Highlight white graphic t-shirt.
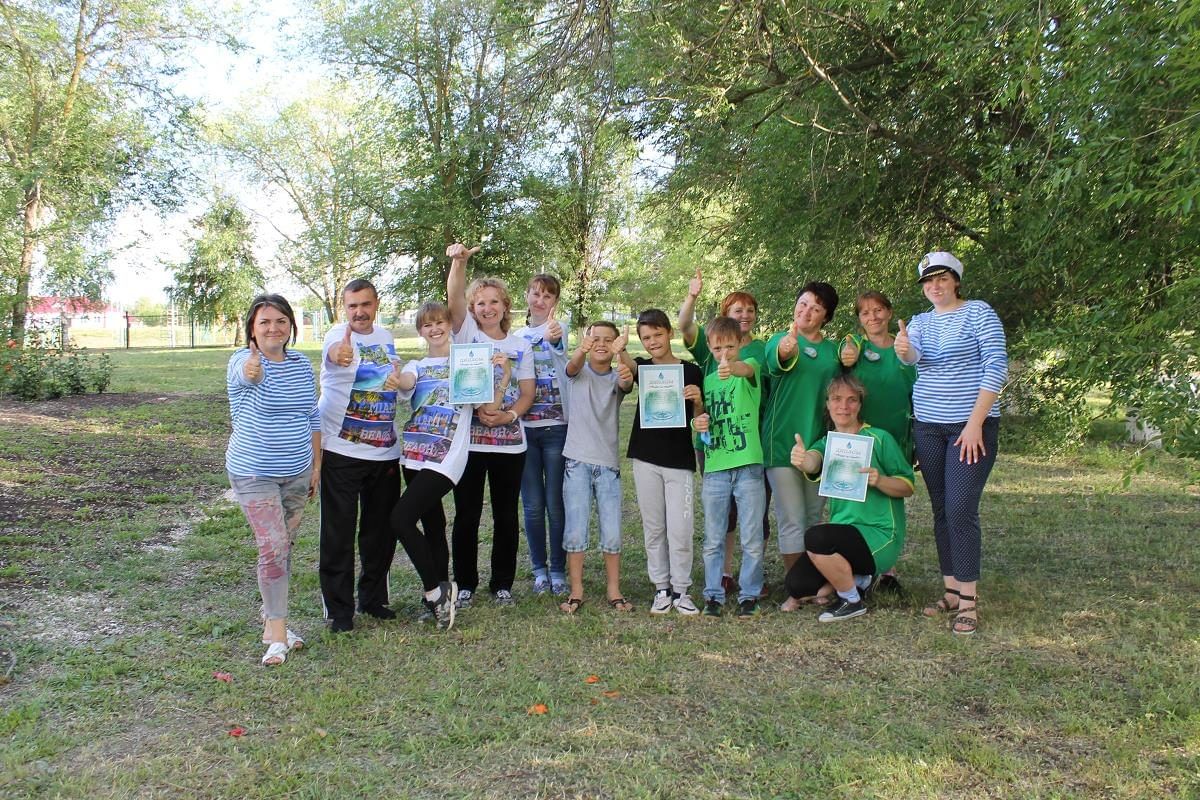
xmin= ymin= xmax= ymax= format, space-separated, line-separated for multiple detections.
xmin=319 ymin=324 xmax=404 ymax=461
xmin=398 ymin=357 xmax=471 ymax=484
xmin=453 ymin=315 xmax=534 ymax=453
xmin=514 ymin=320 xmax=568 ymax=428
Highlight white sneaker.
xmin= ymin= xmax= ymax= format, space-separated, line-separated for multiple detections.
xmin=673 ymin=593 xmax=700 ymax=616
xmin=650 ymin=589 xmax=673 ymax=615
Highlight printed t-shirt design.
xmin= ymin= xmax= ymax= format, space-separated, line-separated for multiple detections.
xmin=521 ymin=326 xmax=565 ymax=423
xmin=339 ymin=342 xmax=400 ymax=448
xmin=400 ymin=358 xmax=470 ymax=483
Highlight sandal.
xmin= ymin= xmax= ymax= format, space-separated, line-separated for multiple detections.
xmin=923 ymin=588 xmax=961 ymax=617
xmin=607 ymin=597 xmax=634 ymax=612
xmin=951 ymin=594 xmax=978 ymax=636
xmin=559 ymin=597 xmax=583 ymax=614
xmin=262 ymin=629 xmax=304 ymax=651
xmin=261 ymin=641 xmax=288 ymax=666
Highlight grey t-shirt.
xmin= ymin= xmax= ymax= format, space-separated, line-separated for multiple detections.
xmin=562 ymin=363 xmax=627 ymax=469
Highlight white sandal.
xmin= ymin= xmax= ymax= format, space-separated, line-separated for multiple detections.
xmin=261 ymin=629 xmax=304 ymax=651
xmin=261 ymin=641 xmax=289 ymax=666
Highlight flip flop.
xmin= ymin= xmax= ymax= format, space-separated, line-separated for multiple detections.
xmin=559 ymin=597 xmax=583 ymax=614
xmin=608 ymin=597 xmax=634 ymax=612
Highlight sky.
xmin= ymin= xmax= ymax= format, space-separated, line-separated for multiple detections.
xmin=102 ymin=1 xmax=322 ymax=309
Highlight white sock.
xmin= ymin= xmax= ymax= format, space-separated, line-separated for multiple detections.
xmin=424 ymin=586 xmax=441 ymax=602
xmin=837 ymin=587 xmax=861 ymax=603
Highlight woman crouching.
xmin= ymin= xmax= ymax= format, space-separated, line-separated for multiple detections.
xmin=781 ymin=374 xmax=913 ymax=621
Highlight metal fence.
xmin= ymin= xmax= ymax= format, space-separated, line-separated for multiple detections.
xmin=57 ymin=311 xmax=332 ymax=350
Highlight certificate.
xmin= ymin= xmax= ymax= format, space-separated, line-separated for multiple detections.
xmin=449 ymin=343 xmax=495 ymax=405
xmin=638 ymin=364 xmax=686 ymax=428
xmin=818 ymin=431 xmax=875 ymax=502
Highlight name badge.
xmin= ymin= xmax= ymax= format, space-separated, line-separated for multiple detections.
xmin=803 ymin=346 xmax=818 ymax=359
xmin=864 ymin=349 xmax=881 ymax=362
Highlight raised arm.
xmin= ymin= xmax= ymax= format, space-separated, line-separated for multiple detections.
xmin=677 ymin=268 xmax=703 ymax=346
xmin=445 ymin=243 xmax=480 ymax=333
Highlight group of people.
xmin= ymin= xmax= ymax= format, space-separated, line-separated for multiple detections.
xmin=224 ymin=246 xmax=1007 ymax=666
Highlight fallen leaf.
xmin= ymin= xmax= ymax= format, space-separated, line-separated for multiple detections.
xmin=584 ymin=675 xmax=600 ymax=684
xmin=589 ymin=698 xmax=599 ymax=705
xmin=212 ymin=671 xmax=233 ymax=683
xmin=228 ymin=727 xmax=246 ymax=737
xmin=601 ymin=690 xmax=621 ymax=699
xmin=314 ymin=728 xmax=328 ymax=739
xmin=527 ymin=703 xmax=548 ymax=715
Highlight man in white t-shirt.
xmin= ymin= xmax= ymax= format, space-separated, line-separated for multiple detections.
xmin=318 ymin=279 xmax=405 ymax=632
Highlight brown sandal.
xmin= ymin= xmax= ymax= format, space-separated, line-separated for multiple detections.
xmin=559 ymin=597 xmax=583 ymax=614
xmin=951 ymin=594 xmax=978 ymax=635
xmin=923 ymin=588 xmax=961 ymax=617
xmin=608 ymin=597 xmax=634 ymax=612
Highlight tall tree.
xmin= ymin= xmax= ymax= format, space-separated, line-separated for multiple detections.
xmin=213 ymin=85 xmax=396 ymax=323
xmin=620 ymin=0 xmax=1199 ymax=454
xmin=0 ymin=0 xmax=220 ymax=345
xmin=168 ymin=193 xmax=262 ymax=346
xmin=312 ymin=0 xmax=556 ymax=302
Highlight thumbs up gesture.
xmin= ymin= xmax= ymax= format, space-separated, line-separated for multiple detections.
xmin=333 ymin=325 xmax=355 ymax=367
xmin=545 ymin=306 xmax=563 ymax=345
xmin=717 ymin=352 xmax=732 ymax=381
xmin=616 ymin=359 xmax=633 ymax=385
xmin=579 ymin=332 xmax=594 ymax=354
xmin=789 ymin=433 xmax=808 ymax=470
xmin=688 ymin=267 xmax=703 ymax=300
xmin=894 ymin=318 xmax=911 ymax=360
xmin=778 ymin=321 xmax=800 ymax=360
xmin=383 ymin=357 xmax=404 ymax=391
xmin=614 ymin=324 xmax=630 ymax=354
xmin=840 ymin=334 xmax=861 ymax=368
xmin=445 ymin=242 xmax=481 ymax=262
xmin=244 ymin=341 xmax=264 ymax=382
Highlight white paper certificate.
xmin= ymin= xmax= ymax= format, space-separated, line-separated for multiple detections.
xmin=818 ymin=431 xmax=875 ymax=502
xmin=449 ymin=343 xmax=495 ymax=405
xmin=638 ymin=364 xmax=686 ymax=428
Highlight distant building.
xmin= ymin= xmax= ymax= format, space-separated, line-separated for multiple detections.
xmin=26 ymin=297 xmax=125 ymax=329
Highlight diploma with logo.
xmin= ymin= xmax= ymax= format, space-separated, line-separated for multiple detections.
xmin=449 ymin=343 xmax=495 ymax=405
xmin=818 ymin=431 xmax=875 ymax=502
xmin=638 ymin=364 xmax=686 ymax=428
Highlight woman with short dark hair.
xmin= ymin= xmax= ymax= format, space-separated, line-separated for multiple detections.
xmin=226 ymin=294 xmax=320 ymax=665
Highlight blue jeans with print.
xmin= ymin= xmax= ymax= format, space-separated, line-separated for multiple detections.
xmin=521 ymin=424 xmax=568 ymax=580
xmin=562 ymin=458 xmax=622 ymax=553
xmin=702 ymin=465 xmax=766 ymax=603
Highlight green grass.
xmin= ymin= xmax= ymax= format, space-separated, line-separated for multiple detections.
xmin=0 ymin=348 xmax=1198 ymax=798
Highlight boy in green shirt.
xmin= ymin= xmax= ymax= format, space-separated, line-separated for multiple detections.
xmin=692 ymin=317 xmax=766 ymax=618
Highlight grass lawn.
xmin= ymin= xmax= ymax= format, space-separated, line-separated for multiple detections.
xmin=1 ymin=347 xmax=1198 ymax=798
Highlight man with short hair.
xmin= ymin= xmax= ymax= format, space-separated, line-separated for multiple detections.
xmin=318 ymin=279 xmax=404 ymax=632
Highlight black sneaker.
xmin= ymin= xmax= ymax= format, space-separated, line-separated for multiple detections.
xmin=434 ymin=581 xmax=457 ymax=630
xmin=877 ymin=574 xmax=902 ymax=594
xmin=361 ymin=605 xmax=397 ymax=620
xmin=702 ymin=599 xmax=722 ymax=618
xmin=818 ymin=598 xmax=867 ymax=622
xmin=736 ymin=599 xmax=762 ymax=619
xmin=329 ymin=617 xmax=354 ymax=633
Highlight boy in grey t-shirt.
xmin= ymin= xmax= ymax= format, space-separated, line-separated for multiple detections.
xmin=558 ymin=321 xmax=634 ymax=613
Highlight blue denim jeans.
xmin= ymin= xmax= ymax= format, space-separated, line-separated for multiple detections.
xmin=521 ymin=424 xmax=567 ymax=580
xmin=562 ymin=458 xmax=622 ymax=553
xmin=702 ymin=464 xmax=766 ymax=603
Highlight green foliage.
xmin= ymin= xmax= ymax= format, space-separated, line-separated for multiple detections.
xmin=615 ymin=0 xmax=1200 ymax=456
xmin=0 ymin=326 xmax=112 ymax=400
xmin=168 ymin=193 xmax=262 ymax=342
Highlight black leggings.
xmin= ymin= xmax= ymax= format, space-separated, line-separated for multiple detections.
xmin=452 ymin=450 xmax=526 ymax=593
xmin=784 ymin=523 xmax=876 ymax=599
xmin=390 ymin=467 xmax=453 ymax=592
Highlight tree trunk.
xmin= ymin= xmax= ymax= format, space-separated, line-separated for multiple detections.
xmin=11 ymin=182 xmax=41 ymax=347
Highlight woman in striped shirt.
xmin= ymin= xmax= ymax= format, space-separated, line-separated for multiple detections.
xmin=226 ymin=294 xmax=321 ymax=665
xmin=895 ymin=252 xmax=1007 ymax=635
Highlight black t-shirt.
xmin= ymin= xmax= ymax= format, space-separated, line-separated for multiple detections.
xmin=627 ymin=358 xmax=704 ymax=471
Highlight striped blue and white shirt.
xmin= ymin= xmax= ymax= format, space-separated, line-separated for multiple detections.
xmin=903 ymin=300 xmax=1007 ymax=424
xmin=226 ymin=348 xmax=321 ymax=477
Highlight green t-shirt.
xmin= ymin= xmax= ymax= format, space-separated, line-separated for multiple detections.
xmin=809 ymin=426 xmax=914 ymax=573
xmin=847 ymin=335 xmax=917 ymax=463
xmin=762 ymin=333 xmax=840 ymax=468
xmin=700 ymin=357 xmax=763 ymax=473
